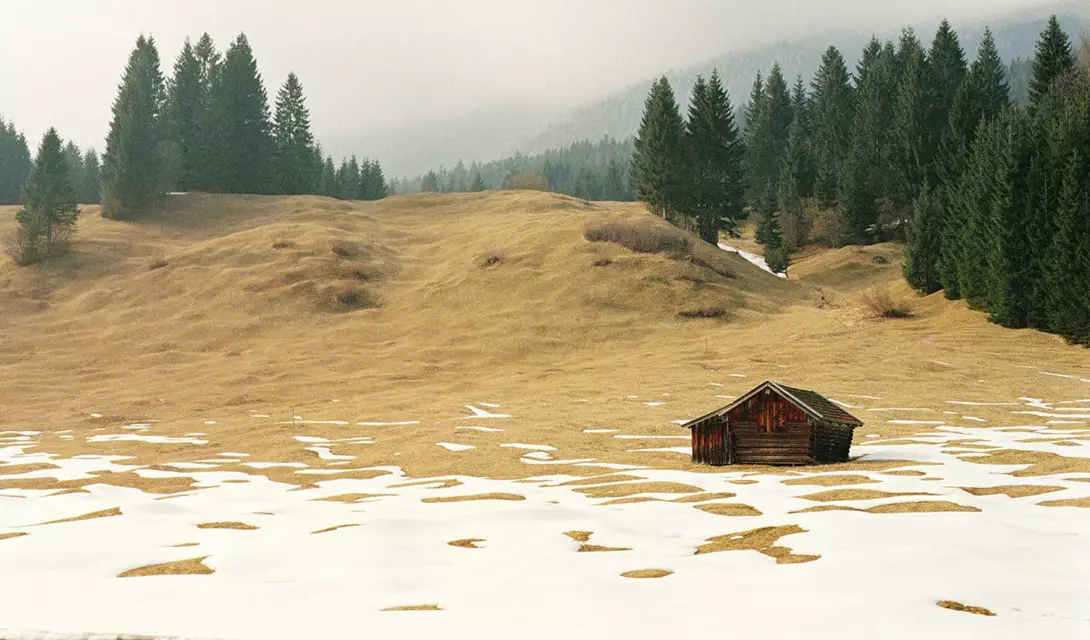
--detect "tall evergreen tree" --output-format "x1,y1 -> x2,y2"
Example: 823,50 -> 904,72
15,128 -> 79,263
273,72 -> 316,195
190,33 -> 221,190
631,77 -> 686,219
206,33 -> 273,194
683,71 -> 745,242
1029,16 -> 1075,108
0,117 -> 32,205
166,38 -> 203,191
810,46 -> 855,206
902,181 -> 943,293
359,159 -> 387,200
750,64 -> 793,215
81,149 -> 101,205
1044,152 -> 1090,344
890,28 -> 931,208
926,20 -> 968,184
470,172 -> 487,192
777,109 -> 813,250
318,154 -> 337,198
62,141 -> 85,201
101,35 -> 166,219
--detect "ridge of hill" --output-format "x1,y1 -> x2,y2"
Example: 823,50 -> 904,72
1,191 -> 1087,481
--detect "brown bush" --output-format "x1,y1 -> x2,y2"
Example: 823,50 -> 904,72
678,307 -> 730,319
148,259 -> 169,271
330,286 -> 378,311
478,249 -> 504,268
329,240 -> 359,259
592,258 -> 612,267
272,240 -> 297,250
584,219 -> 691,255
861,288 -> 913,319
2,228 -> 39,266
809,206 -> 841,248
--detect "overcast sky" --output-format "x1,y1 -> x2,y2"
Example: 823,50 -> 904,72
0,0 -> 1066,157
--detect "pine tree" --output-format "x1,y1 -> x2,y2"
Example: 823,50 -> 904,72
470,172 -> 487,192
631,77 -> 686,219
421,171 -> 439,193
319,155 -> 337,197
62,141 -> 85,202
166,38 -> 203,191
273,72 -> 315,195
101,35 -> 166,219
0,117 -> 33,205
788,75 -> 814,198
890,28 -> 931,208
81,149 -> 101,205
683,71 -> 745,242
749,64 -> 793,215
1029,16 -> 1075,108
359,159 -> 387,200
1044,153 -> 1090,344
206,33 -> 273,194
902,181 -> 943,293
810,46 -> 855,206
190,33 -> 221,190
777,111 -> 813,249
15,128 -> 79,264
926,20 -> 968,185
604,157 -> 624,200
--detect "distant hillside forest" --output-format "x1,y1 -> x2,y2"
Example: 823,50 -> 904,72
629,16 -> 1089,344
393,136 -> 635,201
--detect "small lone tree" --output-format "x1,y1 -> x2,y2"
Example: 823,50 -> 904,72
10,128 -> 79,265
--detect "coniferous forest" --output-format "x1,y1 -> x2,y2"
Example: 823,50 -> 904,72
1,31 -> 388,256
630,16 -> 1089,346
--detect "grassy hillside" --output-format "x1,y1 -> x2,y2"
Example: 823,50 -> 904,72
0,192 -> 1086,483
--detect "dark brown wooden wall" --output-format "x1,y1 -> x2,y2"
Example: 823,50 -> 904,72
691,418 -> 729,465
727,390 -> 810,429
813,424 -> 854,463
730,423 -> 812,464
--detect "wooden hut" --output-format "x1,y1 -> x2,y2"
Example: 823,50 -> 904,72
683,381 -> 863,466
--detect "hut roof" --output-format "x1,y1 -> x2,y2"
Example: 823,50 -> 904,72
683,380 -> 864,428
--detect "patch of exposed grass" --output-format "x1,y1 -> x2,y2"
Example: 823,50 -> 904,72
937,600 -> 996,616
119,556 -> 214,578
695,503 -> 763,517
383,604 -> 442,611
695,525 -> 819,564
448,538 -> 485,549
584,219 -> 691,255
422,493 -> 525,503
621,569 -> 674,579
196,521 -> 259,530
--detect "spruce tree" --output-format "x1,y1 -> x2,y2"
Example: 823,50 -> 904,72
62,141 -> 85,201
81,149 -> 101,205
1045,153 -> 1090,344
15,128 -> 79,263
902,181 -> 943,293
101,35 -> 166,219
810,46 -> 855,206
683,71 -> 745,242
421,171 -> 439,193
749,64 -> 793,214
206,33 -> 273,194
0,117 -> 32,205
191,33 -> 221,190
1029,16 -> 1075,108
319,155 -> 337,197
631,77 -> 686,219
359,159 -> 388,200
273,72 -> 316,195
471,172 -> 487,192
890,29 -> 931,209
777,111 -> 812,249
166,38 -> 203,191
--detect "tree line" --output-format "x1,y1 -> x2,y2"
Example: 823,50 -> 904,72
397,136 -> 635,202
631,16 -> 1088,344
3,32 -> 388,265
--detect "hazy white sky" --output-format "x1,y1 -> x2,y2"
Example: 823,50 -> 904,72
0,0 -> 1063,155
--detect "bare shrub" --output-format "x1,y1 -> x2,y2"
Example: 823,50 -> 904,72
330,286 -> 378,311
584,219 -> 691,255
272,240 -> 297,250
678,307 -> 730,319
148,259 -> 168,271
861,288 -> 913,319
478,249 -> 504,268
592,258 -> 612,267
329,240 -> 359,259
347,264 -> 385,282
809,206 -> 841,247
2,228 -> 39,266
501,172 -> 549,191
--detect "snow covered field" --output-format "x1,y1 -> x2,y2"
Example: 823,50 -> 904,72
1,399 -> 1089,639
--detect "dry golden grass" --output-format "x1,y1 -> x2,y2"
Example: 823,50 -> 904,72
579,544 -> 632,553
695,525 -> 819,564
0,462 -> 60,475
1037,498 -> 1090,508
170,542 -> 200,547
383,604 -> 442,611
1,192 -> 1088,485
0,532 -> 28,541
311,524 -> 360,535
937,600 -> 996,616
313,493 -> 393,504
671,491 -> 738,503
881,470 -> 928,477
448,538 -> 485,549
564,530 -> 593,542
782,474 -> 880,487
797,489 -> 936,502
35,507 -> 121,526
196,521 -> 259,530
958,450 -> 1090,477
556,474 -> 647,487
621,569 -> 673,579
118,556 -> 214,578
791,501 -> 981,514
695,503 -> 763,517
573,481 -> 704,499
389,478 -> 463,489
422,493 -> 525,503
958,485 -> 1066,498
